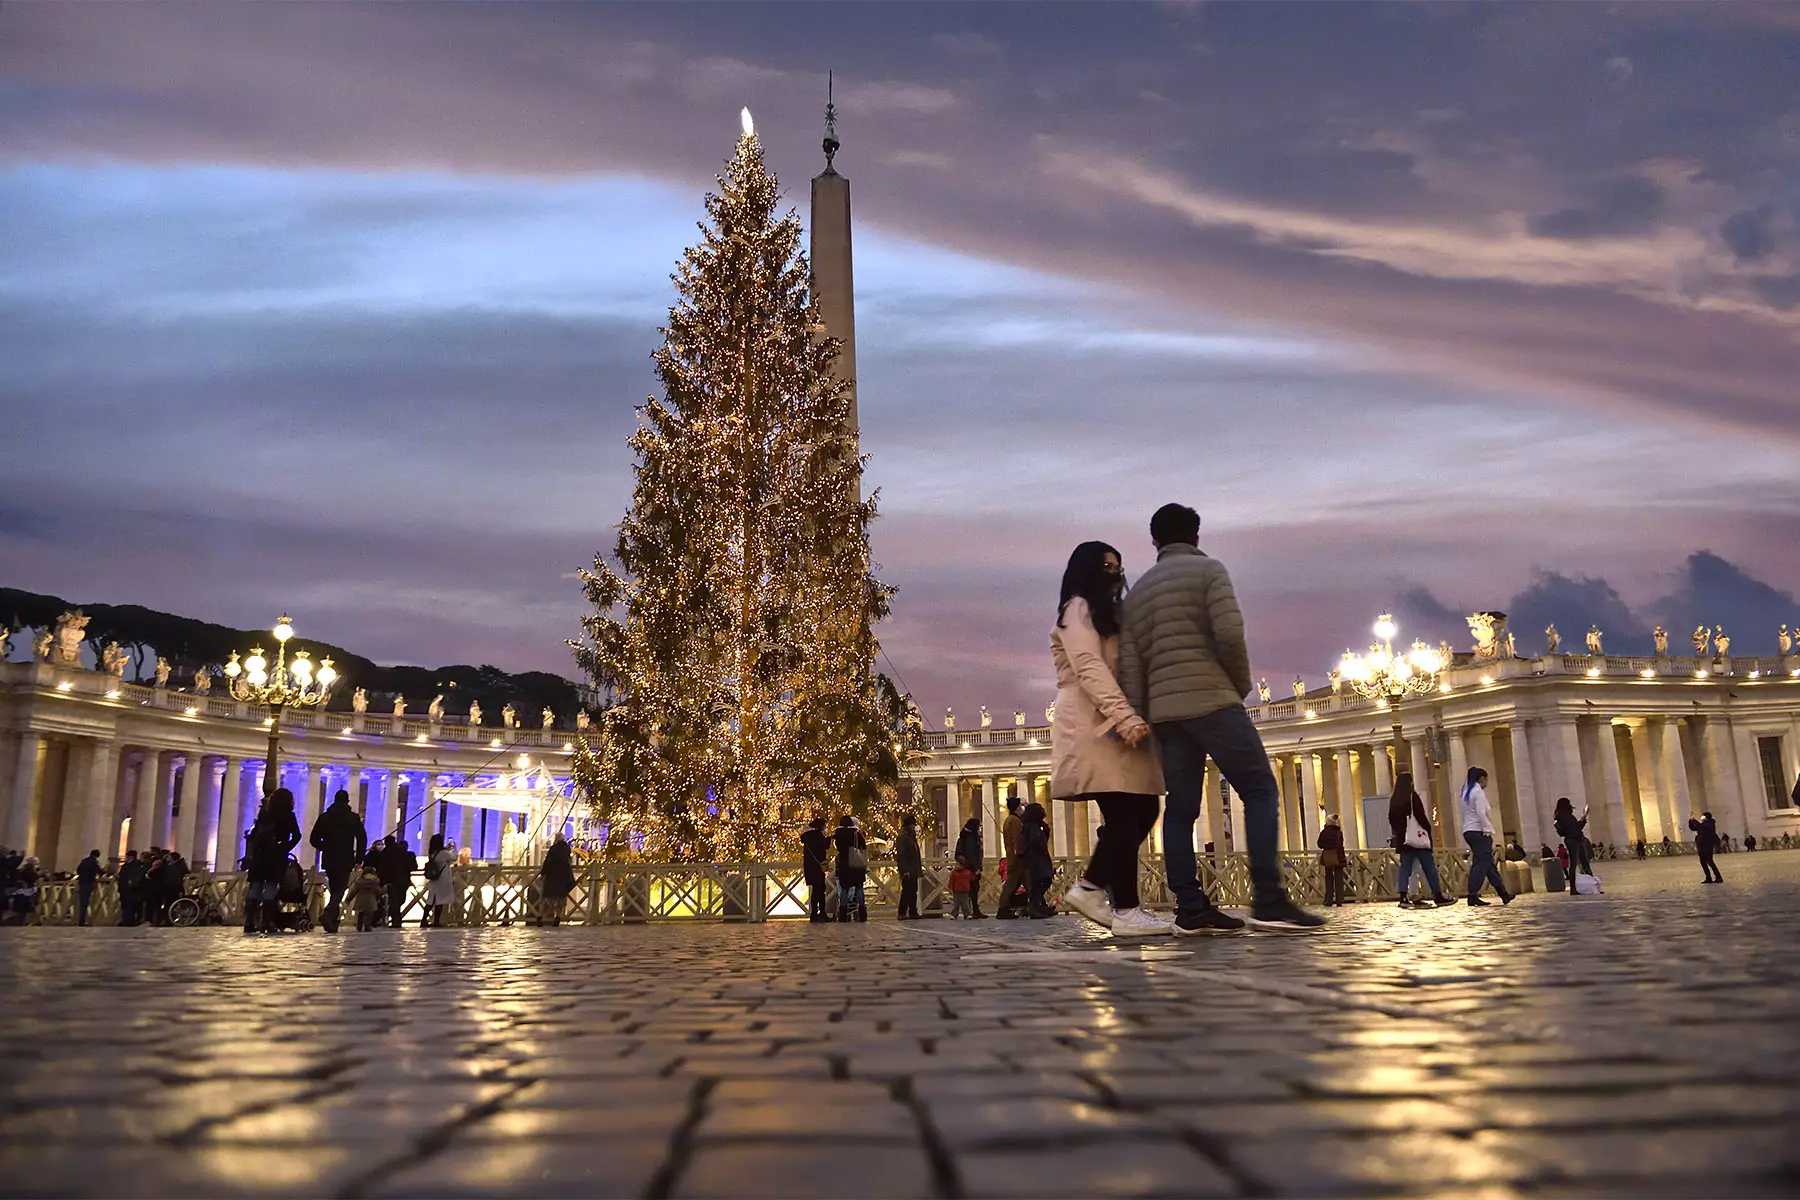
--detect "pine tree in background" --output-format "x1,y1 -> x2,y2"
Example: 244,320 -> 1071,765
571,124 -> 927,863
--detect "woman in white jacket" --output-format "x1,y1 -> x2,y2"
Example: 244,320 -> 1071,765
1051,541 -> 1168,938
1459,767 -> 1513,906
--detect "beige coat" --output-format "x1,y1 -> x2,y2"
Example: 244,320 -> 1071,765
1051,598 -> 1164,798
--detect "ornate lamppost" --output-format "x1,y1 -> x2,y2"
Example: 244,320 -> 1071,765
1338,614 -> 1448,784
223,615 -> 338,795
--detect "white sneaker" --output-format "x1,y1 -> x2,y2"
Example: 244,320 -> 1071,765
1062,880 -> 1114,929
1109,906 -> 1173,939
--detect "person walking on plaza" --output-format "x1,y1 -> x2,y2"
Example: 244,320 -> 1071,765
1050,540 -> 1171,939
1020,801 -> 1056,917
158,850 -> 189,925
75,849 -> 102,927
538,832 -> 576,925
895,814 -> 923,920
1390,773 -> 1455,908
1687,809 -> 1723,884
244,789 -> 301,935
1554,798 -> 1594,893
995,794 -> 1029,918
955,817 -> 988,918
833,815 -> 868,923
1459,767 -> 1513,906
347,866 -> 384,931
1317,815 -> 1347,907
1118,505 -> 1324,933
801,818 -> 831,923
310,789 -> 368,933
422,834 -> 456,927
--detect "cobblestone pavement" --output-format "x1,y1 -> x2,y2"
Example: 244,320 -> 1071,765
3,852 -> 1799,1199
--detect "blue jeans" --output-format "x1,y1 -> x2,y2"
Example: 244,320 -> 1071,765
837,881 -> 864,918
1463,832 -> 1508,899
1156,705 -> 1286,910
1397,848 -> 1442,898
246,880 -> 280,902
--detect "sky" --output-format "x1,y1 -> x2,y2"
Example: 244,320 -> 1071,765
3,1 -> 1800,722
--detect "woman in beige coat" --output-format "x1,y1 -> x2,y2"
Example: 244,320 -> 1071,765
1052,541 -> 1169,938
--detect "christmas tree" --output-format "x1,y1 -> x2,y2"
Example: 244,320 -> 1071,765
571,121 -> 927,863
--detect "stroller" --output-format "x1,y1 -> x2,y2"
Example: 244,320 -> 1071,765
260,857 -> 315,933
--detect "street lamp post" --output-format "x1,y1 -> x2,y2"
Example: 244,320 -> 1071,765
1338,614 -> 1448,795
223,615 -> 338,795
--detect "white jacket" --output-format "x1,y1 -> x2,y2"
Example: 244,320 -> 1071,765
1459,783 -> 1495,836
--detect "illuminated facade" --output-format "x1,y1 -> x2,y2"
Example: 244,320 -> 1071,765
0,660 -> 577,872
901,648 -> 1800,861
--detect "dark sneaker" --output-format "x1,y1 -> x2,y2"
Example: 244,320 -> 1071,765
1433,896 -> 1457,907
995,907 -> 1019,920
1173,906 -> 1246,936
1467,896 -> 1490,906
1500,892 -> 1515,906
1246,898 -> 1327,932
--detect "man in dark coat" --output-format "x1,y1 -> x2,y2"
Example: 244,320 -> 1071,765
75,850 -> 103,927
116,850 -> 146,926
310,789 -> 368,933
378,835 -> 418,928
895,814 -> 923,920
538,833 -> 577,926
160,851 -> 189,923
995,795 -> 1029,918
1687,810 -> 1723,883
800,818 -> 831,923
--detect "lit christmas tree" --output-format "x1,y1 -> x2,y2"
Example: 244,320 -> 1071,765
571,118 -> 926,863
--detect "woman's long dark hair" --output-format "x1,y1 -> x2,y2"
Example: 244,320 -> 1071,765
1388,771 -> 1416,822
1057,541 -> 1125,638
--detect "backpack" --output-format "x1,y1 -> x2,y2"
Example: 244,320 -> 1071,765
424,855 -> 444,881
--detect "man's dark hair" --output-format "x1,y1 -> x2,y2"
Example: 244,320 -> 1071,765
1150,503 -> 1201,547
334,789 -> 350,804
1006,794 -> 1022,813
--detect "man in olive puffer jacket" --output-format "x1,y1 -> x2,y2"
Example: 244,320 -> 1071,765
1119,503 -> 1324,934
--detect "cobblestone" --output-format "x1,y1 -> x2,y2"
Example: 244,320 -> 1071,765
2,852 -> 1799,1197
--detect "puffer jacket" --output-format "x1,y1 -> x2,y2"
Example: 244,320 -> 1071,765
1118,544 -> 1253,723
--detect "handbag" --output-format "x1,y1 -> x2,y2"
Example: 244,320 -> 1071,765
844,844 -> 867,873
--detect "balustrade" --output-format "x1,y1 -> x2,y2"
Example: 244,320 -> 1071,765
22,847 -> 1561,926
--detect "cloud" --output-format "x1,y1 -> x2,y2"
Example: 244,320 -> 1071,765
1720,205 -> 1779,262
1528,176 -> 1666,241
932,32 -> 1001,57
1649,551 -> 1799,644
840,81 -> 959,116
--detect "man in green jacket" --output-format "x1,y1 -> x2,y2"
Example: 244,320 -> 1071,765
1119,503 -> 1324,934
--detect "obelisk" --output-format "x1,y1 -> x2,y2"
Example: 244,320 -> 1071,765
810,74 -> 858,445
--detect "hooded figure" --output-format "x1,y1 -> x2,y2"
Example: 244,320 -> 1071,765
800,817 -> 832,922
539,833 -> 576,926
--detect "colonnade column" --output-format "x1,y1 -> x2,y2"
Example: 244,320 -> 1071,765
1645,717 -> 1691,840
1409,736 -> 1438,845
1577,720 -> 1630,846
982,775 -> 1001,866
128,750 -> 160,852
1334,750 -> 1361,849
200,757 -> 231,870
293,762 -> 319,857
4,733 -> 43,851
150,751 -> 177,848
1505,722 -> 1546,850
1203,763 -> 1225,857
75,741 -> 122,869
171,753 -> 203,863
1696,717 -> 1750,839
1301,753 -> 1324,849
1371,740 -> 1394,801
